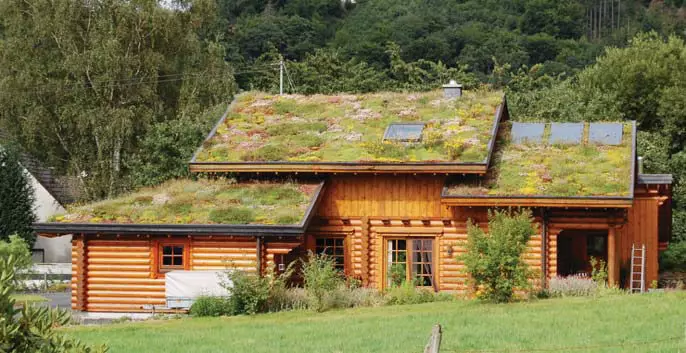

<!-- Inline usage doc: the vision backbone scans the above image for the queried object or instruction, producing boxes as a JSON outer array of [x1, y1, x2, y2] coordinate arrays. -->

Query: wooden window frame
[[307, 233, 350, 276], [382, 236, 437, 291], [151, 239, 190, 278]]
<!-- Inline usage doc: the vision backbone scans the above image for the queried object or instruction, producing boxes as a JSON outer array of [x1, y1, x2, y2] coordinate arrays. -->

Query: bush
[[548, 276, 598, 297], [460, 209, 536, 303], [0, 255, 106, 352], [589, 256, 608, 284], [0, 147, 36, 246], [385, 282, 439, 305], [660, 241, 686, 271], [223, 270, 271, 315], [0, 235, 32, 274], [189, 296, 231, 317], [301, 252, 344, 312]]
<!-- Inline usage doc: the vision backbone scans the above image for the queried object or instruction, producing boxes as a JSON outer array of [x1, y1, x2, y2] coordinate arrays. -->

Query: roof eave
[[439, 196, 634, 209]]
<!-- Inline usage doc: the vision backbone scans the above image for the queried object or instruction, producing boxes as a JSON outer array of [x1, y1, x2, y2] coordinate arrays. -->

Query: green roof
[[49, 179, 320, 225], [193, 89, 503, 164], [445, 122, 635, 198]]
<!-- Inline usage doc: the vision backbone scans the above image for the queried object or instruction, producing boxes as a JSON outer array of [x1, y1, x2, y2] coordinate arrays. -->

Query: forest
[[0, 0, 685, 267]]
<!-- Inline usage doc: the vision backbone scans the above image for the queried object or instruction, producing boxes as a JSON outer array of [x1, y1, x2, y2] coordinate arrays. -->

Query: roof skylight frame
[[382, 123, 426, 143]]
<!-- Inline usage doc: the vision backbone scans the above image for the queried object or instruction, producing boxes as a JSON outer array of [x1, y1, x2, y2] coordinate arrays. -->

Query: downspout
[[256, 237, 263, 277], [541, 209, 549, 289]]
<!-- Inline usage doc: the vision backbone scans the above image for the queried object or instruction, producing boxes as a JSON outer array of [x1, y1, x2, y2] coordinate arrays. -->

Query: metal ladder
[[630, 243, 646, 293]]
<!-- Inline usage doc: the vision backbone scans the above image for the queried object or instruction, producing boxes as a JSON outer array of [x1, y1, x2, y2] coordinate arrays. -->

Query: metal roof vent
[[442, 80, 462, 99]]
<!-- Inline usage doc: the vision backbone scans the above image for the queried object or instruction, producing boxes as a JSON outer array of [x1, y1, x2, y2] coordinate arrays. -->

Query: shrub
[[0, 255, 106, 352], [0, 235, 32, 274], [189, 296, 231, 317], [460, 209, 536, 303], [660, 240, 686, 271], [548, 276, 598, 297], [268, 287, 308, 312], [208, 207, 255, 224], [223, 270, 271, 315], [589, 256, 608, 284], [301, 252, 344, 312], [0, 146, 36, 246], [385, 281, 438, 305]]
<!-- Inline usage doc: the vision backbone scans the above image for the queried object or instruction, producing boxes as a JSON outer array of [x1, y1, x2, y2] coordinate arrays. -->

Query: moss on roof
[[49, 179, 319, 225], [194, 89, 503, 164], [445, 122, 634, 197]]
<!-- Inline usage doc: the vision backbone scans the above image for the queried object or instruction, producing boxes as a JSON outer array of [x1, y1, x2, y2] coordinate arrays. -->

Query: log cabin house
[[34, 84, 673, 313]]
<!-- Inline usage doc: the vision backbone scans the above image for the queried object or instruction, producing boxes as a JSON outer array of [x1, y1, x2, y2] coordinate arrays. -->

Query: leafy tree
[[0, 0, 234, 199], [0, 235, 32, 274], [461, 209, 536, 303], [0, 147, 36, 246], [0, 255, 107, 352]]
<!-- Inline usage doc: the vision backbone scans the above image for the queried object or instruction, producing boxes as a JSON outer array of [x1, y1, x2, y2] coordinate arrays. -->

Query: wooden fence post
[[424, 324, 442, 353]]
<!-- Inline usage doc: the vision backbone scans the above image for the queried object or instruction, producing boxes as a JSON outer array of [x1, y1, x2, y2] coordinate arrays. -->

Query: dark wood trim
[[440, 197, 633, 208], [189, 162, 488, 174], [74, 236, 87, 311]]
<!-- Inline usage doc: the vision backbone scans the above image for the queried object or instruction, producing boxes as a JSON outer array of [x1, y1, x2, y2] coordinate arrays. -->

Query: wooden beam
[[441, 197, 633, 208], [189, 162, 488, 174], [608, 227, 618, 286]]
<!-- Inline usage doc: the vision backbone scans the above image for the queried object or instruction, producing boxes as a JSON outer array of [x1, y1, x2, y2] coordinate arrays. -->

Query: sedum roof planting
[[49, 179, 320, 225], [445, 122, 635, 198], [193, 89, 504, 164]]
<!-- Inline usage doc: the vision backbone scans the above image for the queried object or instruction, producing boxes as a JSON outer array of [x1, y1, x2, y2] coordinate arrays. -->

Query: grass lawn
[[64, 292, 686, 353], [12, 294, 48, 305]]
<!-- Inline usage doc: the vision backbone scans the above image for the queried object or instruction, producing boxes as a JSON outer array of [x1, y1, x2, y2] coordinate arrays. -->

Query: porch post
[[607, 227, 618, 286]]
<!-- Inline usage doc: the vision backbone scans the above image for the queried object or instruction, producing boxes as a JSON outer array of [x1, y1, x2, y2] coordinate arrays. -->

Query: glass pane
[[326, 238, 334, 247], [334, 247, 344, 256], [549, 123, 583, 145], [422, 239, 432, 251], [316, 238, 324, 247], [173, 246, 183, 255], [162, 246, 172, 255], [589, 123, 623, 145], [397, 240, 406, 251], [413, 250, 422, 263], [173, 256, 183, 266], [397, 251, 406, 263], [162, 256, 171, 266], [384, 124, 425, 142], [334, 239, 344, 247], [511, 122, 545, 144]]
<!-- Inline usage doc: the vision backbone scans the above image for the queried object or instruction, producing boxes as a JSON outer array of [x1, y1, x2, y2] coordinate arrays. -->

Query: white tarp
[[165, 270, 228, 299]]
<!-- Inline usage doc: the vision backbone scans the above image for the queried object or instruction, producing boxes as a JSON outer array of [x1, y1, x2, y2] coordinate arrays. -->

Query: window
[[160, 244, 185, 272], [315, 237, 345, 271], [386, 238, 435, 289], [383, 123, 425, 142]]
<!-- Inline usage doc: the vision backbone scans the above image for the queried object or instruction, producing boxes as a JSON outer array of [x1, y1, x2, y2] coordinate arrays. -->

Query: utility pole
[[279, 56, 284, 95]]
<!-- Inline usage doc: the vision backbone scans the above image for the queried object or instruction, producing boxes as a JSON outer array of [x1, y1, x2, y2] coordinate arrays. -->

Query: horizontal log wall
[[311, 216, 545, 294], [71, 235, 303, 313], [85, 239, 164, 313], [190, 237, 257, 272]]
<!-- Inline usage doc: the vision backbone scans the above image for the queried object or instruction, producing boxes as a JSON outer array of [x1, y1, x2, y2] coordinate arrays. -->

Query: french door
[[386, 238, 435, 290]]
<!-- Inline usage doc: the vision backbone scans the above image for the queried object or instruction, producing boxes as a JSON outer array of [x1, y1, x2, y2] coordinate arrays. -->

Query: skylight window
[[549, 123, 583, 145], [383, 123, 425, 142], [589, 123, 623, 145], [511, 122, 545, 144]]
